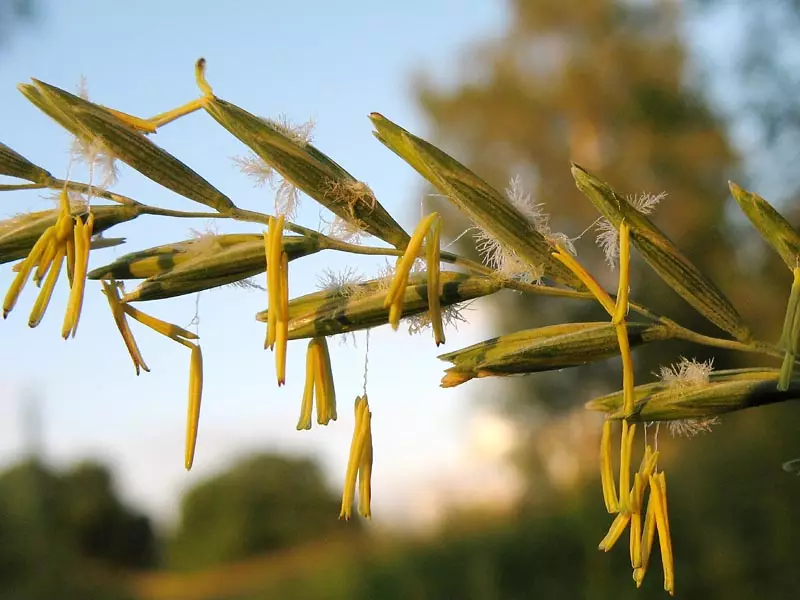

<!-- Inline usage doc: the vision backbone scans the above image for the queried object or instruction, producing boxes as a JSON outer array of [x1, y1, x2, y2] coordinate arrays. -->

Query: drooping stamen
[[184, 343, 203, 471], [600, 419, 619, 513]]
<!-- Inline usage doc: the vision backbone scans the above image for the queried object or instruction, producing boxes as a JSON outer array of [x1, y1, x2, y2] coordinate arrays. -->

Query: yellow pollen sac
[[384, 213, 439, 329], [265, 215, 286, 352], [4, 227, 54, 318], [649, 472, 675, 595], [612, 221, 631, 325], [598, 510, 632, 552], [297, 337, 337, 430], [275, 252, 289, 386], [340, 395, 372, 520], [297, 341, 316, 430], [28, 245, 65, 328], [101, 280, 149, 374], [618, 421, 636, 513], [62, 211, 94, 339], [634, 484, 658, 588], [629, 473, 643, 568], [184, 343, 204, 471], [600, 419, 619, 513]]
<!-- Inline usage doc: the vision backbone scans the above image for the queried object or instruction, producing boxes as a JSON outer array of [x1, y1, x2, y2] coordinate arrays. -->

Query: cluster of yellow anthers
[[553, 222, 675, 595], [383, 211, 444, 344], [264, 215, 289, 385], [268, 211, 445, 520], [3, 188, 93, 335], [298, 337, 337, 430]]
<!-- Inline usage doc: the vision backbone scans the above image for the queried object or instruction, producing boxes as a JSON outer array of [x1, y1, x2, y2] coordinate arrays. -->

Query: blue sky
[[0, 1, 515, 525]]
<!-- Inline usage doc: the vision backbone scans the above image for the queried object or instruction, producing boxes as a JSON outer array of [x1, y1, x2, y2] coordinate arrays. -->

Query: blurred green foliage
[[168, 454, 361, 571], [0, 459, 150, 599]]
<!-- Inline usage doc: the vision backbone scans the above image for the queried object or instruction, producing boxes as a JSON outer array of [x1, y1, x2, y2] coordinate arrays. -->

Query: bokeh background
[[0, 0, 798, 598]]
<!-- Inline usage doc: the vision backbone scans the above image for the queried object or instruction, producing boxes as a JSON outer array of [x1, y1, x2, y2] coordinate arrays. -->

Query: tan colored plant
[[2, 59, 799, 595]]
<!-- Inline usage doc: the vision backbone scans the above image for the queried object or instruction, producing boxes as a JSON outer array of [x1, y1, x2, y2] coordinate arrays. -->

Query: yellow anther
[[101, 280, 149, 374], [29, 245, 65, 328], [340, 395, 372, 520], [612, 221, 631, 324], [184, 344, 204, 471], [600, 419, 619, 513]]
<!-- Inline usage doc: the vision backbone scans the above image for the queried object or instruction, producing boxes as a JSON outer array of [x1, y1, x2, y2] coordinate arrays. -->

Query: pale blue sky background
[[0, 1, 514, 525]]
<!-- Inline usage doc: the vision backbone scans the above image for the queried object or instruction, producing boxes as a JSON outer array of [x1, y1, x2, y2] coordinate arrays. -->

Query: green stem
[[48, 177, 139, 206], [666, 323, 784, 360], [0, 183, 46, 192], [138, 206, 228, 219]]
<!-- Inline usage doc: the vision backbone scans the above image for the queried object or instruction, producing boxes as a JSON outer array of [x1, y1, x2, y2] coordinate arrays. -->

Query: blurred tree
[[61, 462, 158, 569], [169, 453, 359, 571], [0, 459, 143, 599]]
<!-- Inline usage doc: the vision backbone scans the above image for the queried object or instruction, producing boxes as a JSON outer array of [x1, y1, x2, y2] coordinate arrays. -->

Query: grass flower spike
[[6, 60, 800, 596]]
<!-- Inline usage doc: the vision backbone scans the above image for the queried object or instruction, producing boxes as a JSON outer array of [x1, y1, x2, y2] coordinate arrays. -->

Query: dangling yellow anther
[[612, 222, 631, 324], [275, 252, 289, 386], [384, 213, 439, 330], [62, 211, 94, 339], [634, 484, 658, 587], [297, 343, 316, 430], [313, 338, 337, 424], [618, 421, 636, 513], [4, 228, 53, 317], [340, 395, 372, 520], [629, 473, 643, 568], [357, 410, 373, 519], [600, 419, 619, 513], [28, 246, 65, 328], [598, 509, 632, 551], [265, 215, 286, 357], [425, 215, 445, 346], [184, 343, 204, 471], [297, 337, 337, 429], [101, 280, 150, 374], [655, 472, 675, 595], [647, 472, 675, 595]]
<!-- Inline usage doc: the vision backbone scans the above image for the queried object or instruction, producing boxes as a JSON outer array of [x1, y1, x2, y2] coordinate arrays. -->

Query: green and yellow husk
[[572, 164, 751, 342], [20, 80, 234, 212], [369, 113, 584, 289], [93, 234, 320, 302], [0, 142, 51, 183], [729, 182, 800, 271], [1, 204, 140, 265], [439, 321, 671, 388], [260, 271, 501, 340], [194, 62, 408, 248], [586, 368, 800, 421]]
